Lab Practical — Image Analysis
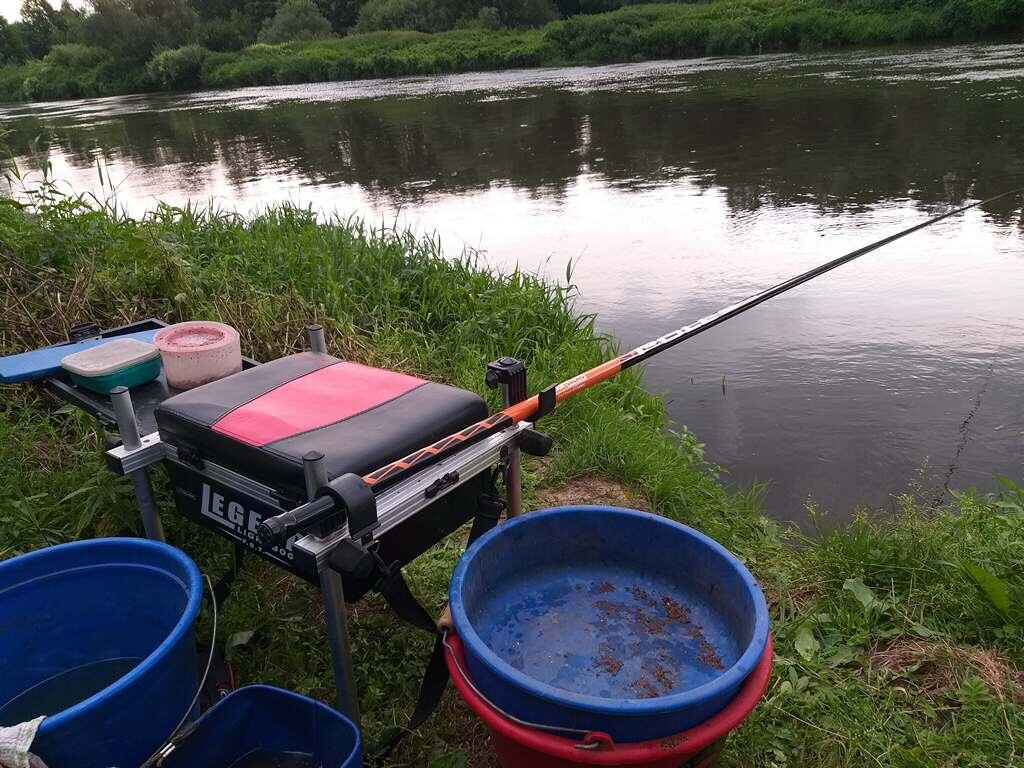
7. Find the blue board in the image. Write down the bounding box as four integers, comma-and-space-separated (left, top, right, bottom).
0, 329, 160, 384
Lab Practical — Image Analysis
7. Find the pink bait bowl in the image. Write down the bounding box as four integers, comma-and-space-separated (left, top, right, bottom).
154, 321, 242, 390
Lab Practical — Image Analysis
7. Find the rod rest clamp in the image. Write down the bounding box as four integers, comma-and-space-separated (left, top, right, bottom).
323, 473, 381, 581
316, 473, 379, 541
519, 428, 553, 457
256, 473, 378, 547
486, 357, 527, 404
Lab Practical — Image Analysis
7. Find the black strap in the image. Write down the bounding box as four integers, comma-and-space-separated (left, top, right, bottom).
369, 494, 504, 761
468, 493, 504, 543
211, 542, 245, 606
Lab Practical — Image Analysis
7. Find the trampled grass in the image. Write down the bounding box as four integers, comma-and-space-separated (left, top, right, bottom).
0, 193, 1022, 765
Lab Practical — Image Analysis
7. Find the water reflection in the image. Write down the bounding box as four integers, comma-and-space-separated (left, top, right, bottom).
3, 43, 1023, 524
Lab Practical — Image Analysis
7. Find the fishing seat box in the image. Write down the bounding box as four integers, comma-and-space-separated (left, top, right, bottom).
154, 352, 491, 597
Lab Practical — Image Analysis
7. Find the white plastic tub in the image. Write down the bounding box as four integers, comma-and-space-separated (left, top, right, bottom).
60, 339, 161, 394
153, 322, 242, 390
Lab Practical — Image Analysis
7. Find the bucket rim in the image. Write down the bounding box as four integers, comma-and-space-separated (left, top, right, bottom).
0, 537, 203, 733
449, 505, 770, 718
445, 631, 774, 761
189, 684, 362, 755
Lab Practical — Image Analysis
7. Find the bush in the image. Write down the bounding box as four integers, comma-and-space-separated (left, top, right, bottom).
145, 44, 210, 89
197, 15, 255, 51
42, 43, 111, 69
356, 0, 440, 32
258, 0, 333, 43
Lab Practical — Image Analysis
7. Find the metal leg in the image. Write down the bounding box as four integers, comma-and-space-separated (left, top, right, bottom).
129, 468, 165, 541
307, 324, 327, 355
320, 569, 361, 722
111, 386, 165, 541
304, 451, 361, 722
500, 383, 523, 518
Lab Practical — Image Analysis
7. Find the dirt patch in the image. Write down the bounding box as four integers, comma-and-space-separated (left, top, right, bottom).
595, 654, 623, 675
870, 639, 1024, 703
628, 676, 661, 698
536, 474, 646, 510
760, 580, 817, 614
662, 595, 692, 624
660, 733, 686, 751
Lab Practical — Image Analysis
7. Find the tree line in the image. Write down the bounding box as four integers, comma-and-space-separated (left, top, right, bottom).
0, 0, 658, 67
0, 0, 1019, 101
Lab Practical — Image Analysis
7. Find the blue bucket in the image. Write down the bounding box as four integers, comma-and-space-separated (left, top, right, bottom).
0, 538, 202, 767
449, 506, 770, 743
160, 685, 362, 767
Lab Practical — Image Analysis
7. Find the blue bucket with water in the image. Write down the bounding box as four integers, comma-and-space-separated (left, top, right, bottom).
449, 506, 770, 743
161, 685, 362, 768
0, 538, 202, 767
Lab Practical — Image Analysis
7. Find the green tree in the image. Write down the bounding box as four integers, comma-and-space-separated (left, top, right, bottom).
356, 0, 557, 31
495, 0, 558, 26
20, 0, 62, 58
356, 0, 474, 32
0, 18, 29, 64
257, 0, 332, 42
196, 12, 255, 50
80, 0, 197, 63
314, 0, 360, 32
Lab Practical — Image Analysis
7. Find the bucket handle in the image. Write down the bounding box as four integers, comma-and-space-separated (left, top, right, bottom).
442, 631, 610, 751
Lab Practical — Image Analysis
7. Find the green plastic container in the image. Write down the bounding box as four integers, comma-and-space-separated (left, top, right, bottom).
61, 339, 162, 394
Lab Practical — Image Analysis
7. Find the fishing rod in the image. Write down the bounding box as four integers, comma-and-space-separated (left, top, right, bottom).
258, 188, 1020, 544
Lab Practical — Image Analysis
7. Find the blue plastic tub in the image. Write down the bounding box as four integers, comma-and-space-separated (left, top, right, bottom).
0, 538, 202, 767
160, 685, 362, 768
449, 506, 770, 743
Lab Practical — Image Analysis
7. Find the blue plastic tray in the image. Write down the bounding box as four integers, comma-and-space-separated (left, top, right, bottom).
450, 506, 770, 742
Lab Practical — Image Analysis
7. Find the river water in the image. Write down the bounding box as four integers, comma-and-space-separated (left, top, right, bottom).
3, 43, 1022, 525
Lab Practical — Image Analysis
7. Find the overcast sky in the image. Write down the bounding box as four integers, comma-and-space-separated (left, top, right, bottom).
0, 0, 24, 21
1, 0, 87, 22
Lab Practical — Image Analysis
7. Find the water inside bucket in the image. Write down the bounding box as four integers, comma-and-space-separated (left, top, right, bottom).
475, 567, 741, 699
228, 752, 321, 768
0, 657, 141, 725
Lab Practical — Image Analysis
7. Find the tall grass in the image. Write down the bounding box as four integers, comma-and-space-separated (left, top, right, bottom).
1, 194, 1022, 765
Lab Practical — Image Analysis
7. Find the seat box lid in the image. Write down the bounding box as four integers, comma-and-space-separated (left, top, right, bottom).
154, 353, 489, 497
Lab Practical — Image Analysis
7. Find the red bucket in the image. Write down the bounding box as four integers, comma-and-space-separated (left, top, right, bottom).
444, 633, 773, 768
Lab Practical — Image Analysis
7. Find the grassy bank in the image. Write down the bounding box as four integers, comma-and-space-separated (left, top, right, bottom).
2, 0, 1023, 102
1, 192, 1023, 766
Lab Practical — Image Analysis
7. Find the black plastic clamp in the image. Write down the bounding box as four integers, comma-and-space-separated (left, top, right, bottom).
519, 428, 553, 457
485, 357, 527, 404
256, 472, 378, 547
535, 384, 557, 420
68, 322, 100, 342
316, 473, 379, 541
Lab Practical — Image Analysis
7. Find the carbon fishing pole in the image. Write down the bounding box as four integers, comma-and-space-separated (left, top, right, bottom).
257, 188, 1020, 543
358, 187, 1022, 489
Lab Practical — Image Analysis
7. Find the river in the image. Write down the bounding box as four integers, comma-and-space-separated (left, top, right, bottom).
3, 42, 1022, 526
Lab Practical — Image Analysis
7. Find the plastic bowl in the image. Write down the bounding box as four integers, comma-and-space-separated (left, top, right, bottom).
449, 506, 770, 743
154, 321, 241, 390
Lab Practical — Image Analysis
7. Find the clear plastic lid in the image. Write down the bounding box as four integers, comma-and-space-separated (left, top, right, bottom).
61, 339, 160, 377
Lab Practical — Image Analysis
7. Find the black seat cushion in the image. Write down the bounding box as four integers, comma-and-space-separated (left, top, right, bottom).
155, 353, 488, 496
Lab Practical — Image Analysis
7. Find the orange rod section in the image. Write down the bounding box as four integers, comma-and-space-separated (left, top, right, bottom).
361, 357, 625, 487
